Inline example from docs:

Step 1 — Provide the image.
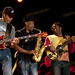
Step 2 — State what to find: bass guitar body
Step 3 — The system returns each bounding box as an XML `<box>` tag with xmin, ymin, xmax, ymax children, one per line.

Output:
<box><xmin>0</xmin><ymin>35</ymin><xmax>6</xmax><ymax>49</ymax></box>
<box><xmin>46</xmin><ymin>45</ymin><xmax>63</xmax><ymax>60</ymax></box>
<box><xmin>46</xmin><ymin>38</ymin><xmax>71</xmax><ymax>60</ymax></box>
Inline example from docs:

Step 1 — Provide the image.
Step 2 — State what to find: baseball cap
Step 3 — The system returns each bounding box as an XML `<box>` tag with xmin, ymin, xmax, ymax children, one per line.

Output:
<box><xmin>3</xmin><ymin>6</ymin><xmax>15</xmax><ymax>18</ymax></box>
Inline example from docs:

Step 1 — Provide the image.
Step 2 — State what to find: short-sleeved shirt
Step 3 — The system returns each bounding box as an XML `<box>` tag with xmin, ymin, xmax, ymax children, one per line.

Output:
<box><xmin>44</xmin><ymin>34</ymin><xmax>69</xmax><ymax>61</ymax></box>
<box><xmin>15</xmin><ymin>28</ymin><xmax>37</xmax><ymax>62</ymax></box>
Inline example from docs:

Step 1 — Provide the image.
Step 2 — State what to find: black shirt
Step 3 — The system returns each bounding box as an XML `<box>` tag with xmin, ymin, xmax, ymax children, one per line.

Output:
<box><xmin>16</xmin><ymin>28</ymin><xmax>37</xmax><ymax>62</ymax></box>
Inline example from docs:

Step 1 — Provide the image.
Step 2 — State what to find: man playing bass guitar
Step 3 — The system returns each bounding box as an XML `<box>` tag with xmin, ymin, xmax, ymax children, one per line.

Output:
<box><xmin>43</xmin><ymin>22</ymin><xmax>75</xmax><ymax>75</ymax></box>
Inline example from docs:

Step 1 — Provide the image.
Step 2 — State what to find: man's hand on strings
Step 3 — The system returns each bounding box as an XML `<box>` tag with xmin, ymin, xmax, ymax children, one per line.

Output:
<box><xmin>11</xmin><ymin>38</ymin><xmax>19</xmax><ymax>48</ymax></box>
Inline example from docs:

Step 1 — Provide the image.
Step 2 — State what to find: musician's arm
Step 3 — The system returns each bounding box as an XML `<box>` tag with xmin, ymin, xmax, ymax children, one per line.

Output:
<box><xmin>11</xmin><ymin>41</ymin><xmax>37</xmax><ymax>55</ymax></box>
<box><xmin>68</xmin><ymin>41</ymin><xmax>75</xmax><ymax>54</ymax></box>
<box><xmin>44</xmin><ymin>37</ymin><xmax>55</xmax><ymax>52</ymax></box>
<box><xmin>13</xmin><ymin>45</ymin><xmax>37</xmax><ymax>55</ymax></box>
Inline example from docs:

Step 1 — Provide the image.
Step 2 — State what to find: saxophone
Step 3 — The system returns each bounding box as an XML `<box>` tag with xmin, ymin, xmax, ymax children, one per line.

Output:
<box><xmin>32</xmin><ymin>28</ymin><xmax>46</xmax><ymax>62</ymax></box>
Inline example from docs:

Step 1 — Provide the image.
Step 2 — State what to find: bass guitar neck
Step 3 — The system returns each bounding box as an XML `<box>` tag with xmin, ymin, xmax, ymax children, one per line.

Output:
<box><xmin>0</xmin><ymin>32</ymin><xmax>48</xmax><ymax>49</ymax></box>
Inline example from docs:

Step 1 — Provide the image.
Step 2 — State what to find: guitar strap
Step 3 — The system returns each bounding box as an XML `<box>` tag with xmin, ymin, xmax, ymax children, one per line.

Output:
<box><xmin>57</xmin><ymin>38</ymin><xmax>66</xmax><ymax>46</ymax></box>
<box><xmin>5</xmin><ymin>24</ymin><xmax>12</xmax><ymax>39</ymax></box>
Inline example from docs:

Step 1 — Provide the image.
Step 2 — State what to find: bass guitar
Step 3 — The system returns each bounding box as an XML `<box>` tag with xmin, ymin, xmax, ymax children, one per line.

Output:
<box><xmin>46</xmin><ymin>38</ymin><xmax>72</xmax><ymax>60</ymax></box>
<box><xmin>0</xmin><ymin>32</ymin><xmax>48</xmax><ymax>49</ymax></box>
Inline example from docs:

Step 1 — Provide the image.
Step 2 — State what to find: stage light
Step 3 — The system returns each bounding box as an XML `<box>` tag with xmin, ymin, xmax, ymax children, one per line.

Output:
<box><xmin>17</xmin><ymin>0</ymin><xmax>23</xmax><ymax>2</ymax></box>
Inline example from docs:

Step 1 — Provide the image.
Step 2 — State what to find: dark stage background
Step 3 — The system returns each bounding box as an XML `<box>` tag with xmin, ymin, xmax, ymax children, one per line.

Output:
<box><xmin>0</xmin><ymin>0</ymin><xmax>75</xmax><ymax>36</ymax></box>
<box><xmin>0</xmin><ymin>0</ymin><xmax>75</xmax><ymax>75</ymax></box>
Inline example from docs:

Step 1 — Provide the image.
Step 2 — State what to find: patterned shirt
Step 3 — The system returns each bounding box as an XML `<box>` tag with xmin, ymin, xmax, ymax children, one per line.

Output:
<box><xmin>44</xmin><ymin>34</ymin><xmax>69</xmax><ymax>61</ymax></box>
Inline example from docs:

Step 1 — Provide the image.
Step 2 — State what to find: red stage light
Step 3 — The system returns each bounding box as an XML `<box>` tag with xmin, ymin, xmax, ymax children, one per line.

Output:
<box><xmin>17</xmin><ymin>0</ymin><xmax>23</xmax><ymax>2</ymax></box>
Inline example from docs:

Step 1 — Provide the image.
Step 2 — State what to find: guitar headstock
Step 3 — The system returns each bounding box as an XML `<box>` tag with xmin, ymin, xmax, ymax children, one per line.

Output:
<box><xmin>36</xmin><ymin>32</ymin><xmax>48</xmax><ymax>37</ymax></box>
<box><xmin>65</xmin><ymin>35</ymin><xmax>75</xmax><ymax>42</ymax></box>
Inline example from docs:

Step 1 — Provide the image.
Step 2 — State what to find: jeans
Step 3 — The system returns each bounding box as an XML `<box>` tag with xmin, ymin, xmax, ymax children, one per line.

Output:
<box><xmin>0</xmin><ymin>48</ymin><xmax>12</xmax><ymax>75</ymax></box>
<box><xmin>51</xmin><ymin>61</ymin><xmax>70</xmax><ymax>75</ymax></box>
<box><xmin>18</xmin><ymin>56</ymin><xmax>38</xmax><ymax>75</ymax></box>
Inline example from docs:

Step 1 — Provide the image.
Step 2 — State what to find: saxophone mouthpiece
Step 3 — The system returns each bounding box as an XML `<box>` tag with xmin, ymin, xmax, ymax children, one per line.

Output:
<box><xmin>33</xmin><ymin>28</ymin><xmax>41</xmax><ymax>33</ymax></box>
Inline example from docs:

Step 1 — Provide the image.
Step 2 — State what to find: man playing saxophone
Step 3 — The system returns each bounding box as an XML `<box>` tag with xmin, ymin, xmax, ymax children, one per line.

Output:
<box><xmin>11</xmin><ymin>16</ymin><xmax>40</xmax><ymax>75</ymax></box>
